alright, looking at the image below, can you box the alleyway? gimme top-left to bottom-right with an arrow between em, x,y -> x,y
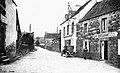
0,46 -> 120,73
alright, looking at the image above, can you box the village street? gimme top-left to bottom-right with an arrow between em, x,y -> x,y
0,46 -> 120,73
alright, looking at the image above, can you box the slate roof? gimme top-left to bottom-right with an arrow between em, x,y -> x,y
79,0 -> 120,22
45,33 -> 60,39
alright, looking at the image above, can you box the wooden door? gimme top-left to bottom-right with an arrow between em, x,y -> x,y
0,22 -> 6,53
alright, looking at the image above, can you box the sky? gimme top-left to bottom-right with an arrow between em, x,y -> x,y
14,0 -> 102,37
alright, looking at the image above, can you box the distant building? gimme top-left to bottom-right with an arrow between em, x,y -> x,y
44,32 -> 60,52
34,37 -> 45,46
21,32 -> 34,51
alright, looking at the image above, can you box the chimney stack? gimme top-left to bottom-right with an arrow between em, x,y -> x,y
29,24 -> 31,33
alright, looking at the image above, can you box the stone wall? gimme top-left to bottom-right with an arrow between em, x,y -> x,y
108,37 -> 118,66
89,39 -> 100,60
76,37 -> 83,57
51,43 -> 60,52
76,6 -> 120,68
107,31 -> 120,67
107,10 -> 120,67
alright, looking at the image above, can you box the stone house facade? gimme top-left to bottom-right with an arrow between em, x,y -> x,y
76,0 -> 120,67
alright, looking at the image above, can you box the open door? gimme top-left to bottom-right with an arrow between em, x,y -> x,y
104,41 -> 108,60
0,22 -> 6,53
100,41 -> 108,60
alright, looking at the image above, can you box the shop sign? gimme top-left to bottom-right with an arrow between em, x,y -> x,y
93,32 -> 118,38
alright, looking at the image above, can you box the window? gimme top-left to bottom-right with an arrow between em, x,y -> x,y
59,30 -> 61,34
71,22 -> 74,34
63,27 -> 65,36
101,18 -> 107,32
85,41 -> 87,49
84,40 -> 90,52
84,23 -> 87,34
118,39 -> 120,55
67,25 -> 69,35
65,40 -> 71,46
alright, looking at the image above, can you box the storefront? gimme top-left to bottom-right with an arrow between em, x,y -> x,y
92,31 -> 118,60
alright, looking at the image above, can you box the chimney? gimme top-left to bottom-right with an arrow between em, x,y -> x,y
29,24 -> 31,33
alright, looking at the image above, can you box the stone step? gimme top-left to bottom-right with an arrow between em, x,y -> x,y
1,53 -> 5,55
1,56 -> 9,61
1,56 -> 7,59
2,58 -> 10,62
2,58 -> 11,65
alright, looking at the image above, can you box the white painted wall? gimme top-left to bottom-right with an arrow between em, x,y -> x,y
60,18 -> 77,52
1,0 -> 17,57
5,0 -> 17,47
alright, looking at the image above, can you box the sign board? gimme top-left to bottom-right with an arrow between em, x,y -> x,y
93,32 -> 118,38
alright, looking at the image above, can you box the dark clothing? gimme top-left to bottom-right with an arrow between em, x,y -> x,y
83,49 -> 88,60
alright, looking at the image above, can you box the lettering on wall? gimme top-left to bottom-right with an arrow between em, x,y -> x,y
93,32 -> 118,38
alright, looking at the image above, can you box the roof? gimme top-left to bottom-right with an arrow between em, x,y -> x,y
0,0 -> 6,16
12,0 -> 17,6
79,0 -> 120,22
60,0 -> 91,26
45,33 -> 60,39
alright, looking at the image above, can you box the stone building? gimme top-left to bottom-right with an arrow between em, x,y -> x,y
77,0 -> 120,67
44,32 -> 60,52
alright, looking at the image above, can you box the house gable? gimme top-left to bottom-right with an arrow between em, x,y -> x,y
79,0 -> 120,22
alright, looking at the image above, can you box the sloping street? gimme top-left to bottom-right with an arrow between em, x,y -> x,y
0,46 -> 120,73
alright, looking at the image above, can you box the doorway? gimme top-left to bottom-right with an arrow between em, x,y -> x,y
0,22 -> 6,53
100,41 -> 108,60
104,41 -> 108,60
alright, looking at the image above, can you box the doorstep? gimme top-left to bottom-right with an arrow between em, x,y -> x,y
10,56 -> 21,63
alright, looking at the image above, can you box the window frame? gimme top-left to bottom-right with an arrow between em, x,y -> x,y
118,39 -> 120,55
84,40 -> 90,52
67,25 -> 69,35
101,17 -> 107,32
63,27 -> 65,36
84,23 -> 88,34
71,22 -> 74,34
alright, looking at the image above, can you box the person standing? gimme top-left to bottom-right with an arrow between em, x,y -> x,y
83,47 -> 88,60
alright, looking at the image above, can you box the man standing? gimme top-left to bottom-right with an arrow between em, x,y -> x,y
83,47 -> 88,60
